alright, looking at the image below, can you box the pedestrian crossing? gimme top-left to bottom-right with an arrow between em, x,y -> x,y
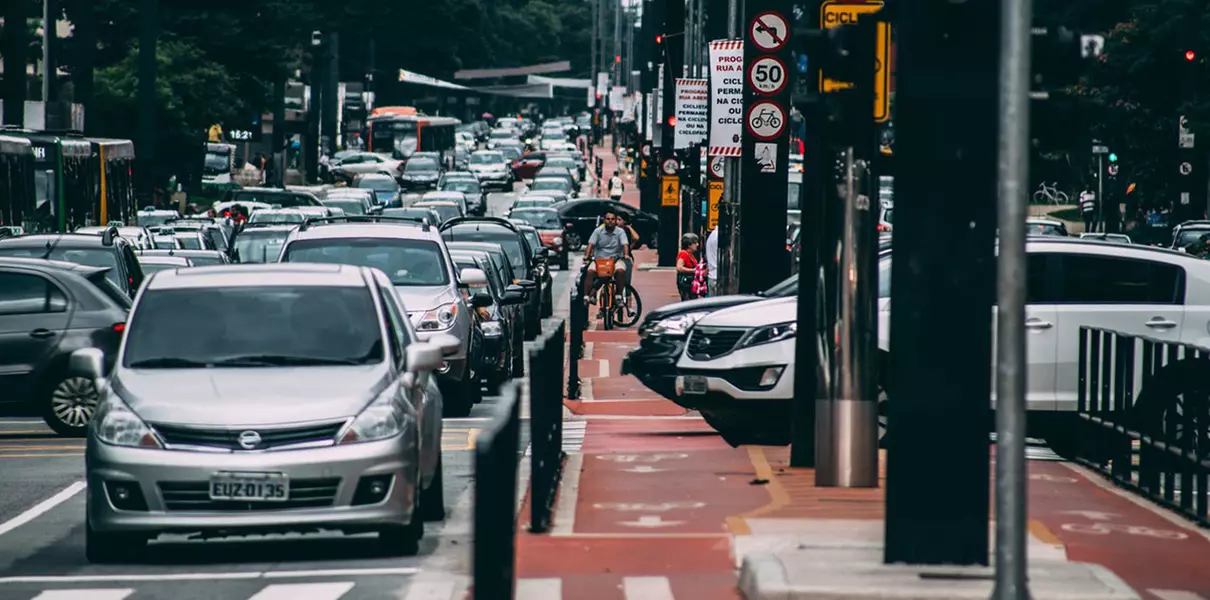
523,420 -> 586,457
517,576 -> 678,600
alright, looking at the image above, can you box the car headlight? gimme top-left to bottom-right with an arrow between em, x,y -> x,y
95,396 -> 162,448
482,320 -> 503,337
338,389 -> 410,444
553,236 -> 563,245
738,321 -> 797,348
643,311 -> 710,339
412,302 -> 459,331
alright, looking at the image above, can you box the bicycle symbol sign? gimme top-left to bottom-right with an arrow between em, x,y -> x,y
746,101 -> 786,141
749,56 -> 788,96
709,156 -> 725,179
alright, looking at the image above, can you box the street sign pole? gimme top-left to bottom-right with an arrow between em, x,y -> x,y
658,0 -> 685,267
883,0 -> 998,566
1096,153 -> 1104,232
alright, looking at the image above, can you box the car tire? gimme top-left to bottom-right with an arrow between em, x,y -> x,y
85,517 -> 146,564
566,232 -> 583,251
422,454 -> 446,522
377,484 -> 423,556
43,373 -> 100,437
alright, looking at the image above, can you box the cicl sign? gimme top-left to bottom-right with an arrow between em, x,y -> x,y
820,0 -> 892,123
661,177 -> 681,207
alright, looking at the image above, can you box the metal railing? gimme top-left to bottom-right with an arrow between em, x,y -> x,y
1076,326 -> 1210,526
529,318 -> 567,532
473,380 -> 520,600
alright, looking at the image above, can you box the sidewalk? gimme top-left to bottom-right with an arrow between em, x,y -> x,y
510,140 -> 1210,600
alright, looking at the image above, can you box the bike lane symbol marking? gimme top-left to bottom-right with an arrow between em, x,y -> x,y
596,453 -> 689,463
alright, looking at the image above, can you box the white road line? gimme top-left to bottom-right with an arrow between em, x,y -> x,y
580,378 -> 595,401
401,580 -> 460,600
1149,591 -> 1208,600
552,454 -> 584,536
247,582 -> 354,600
583,342 -> 594,360
0,481 -> 86,538
0,568 -> 419,584
598,359 -> 610,377
1062,463 -> 1210,542
516,578 -> 563,600
623,576 -> 675,600
32,590 -> 134,600
576,415 -> 702,421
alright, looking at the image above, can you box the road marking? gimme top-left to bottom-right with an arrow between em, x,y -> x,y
596,453 -> 688,463
727,446 -> 789,535
623,576 -> 675,600
0,481 -> 85,538
1059,522 -> 1188,539
1062,463 -> 1210,542
580,378 -> 595,401
32,590 -> 134,600
0,568 -> 420,584
0,453 -> 82,459
1061,510 -> 1119,521
598,359 -> 610,377
619,515 -> 684,528
621,465 -> 669,473
247,582 -> 355,600
583,342 -> 594,360
552,453 -> 584,536
516,578 -> 563,600
401,580 -> 461,600
576,415 -> 703,421
594,501 -> 705,511
1150,591 -> 1208,600
0,445 -> 84,451
1027,519 -> 1065,547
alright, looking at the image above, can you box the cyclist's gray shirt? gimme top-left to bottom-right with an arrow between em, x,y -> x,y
589,226 -> 629,260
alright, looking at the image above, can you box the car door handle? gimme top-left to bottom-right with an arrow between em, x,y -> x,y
1024,319 -> 1053,330
1145,318 -> 1178,329
29,329 -> 55,339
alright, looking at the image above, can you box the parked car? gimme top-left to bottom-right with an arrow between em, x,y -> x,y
449,251 -> 526,389
0,229 -> 146,299
440,217 -> 544,339
355,173 -> 403,207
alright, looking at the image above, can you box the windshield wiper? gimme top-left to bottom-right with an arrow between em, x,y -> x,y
210,354 -> 364,367
127,357 -> 213,369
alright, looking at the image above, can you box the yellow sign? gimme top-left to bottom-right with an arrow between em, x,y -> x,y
820,1 -> 892,123
207,124 -> 223,143
661,176 -> 680,207
708,180 -> 723,230
641,158 -> 648,178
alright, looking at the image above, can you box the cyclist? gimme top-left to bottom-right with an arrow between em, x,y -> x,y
582,210 -> 630,304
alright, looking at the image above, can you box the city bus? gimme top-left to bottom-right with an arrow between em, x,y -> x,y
0,135 -> 36,233
7,131 -> 94,232
366,107 -> 460,165
90,138 -> 136,226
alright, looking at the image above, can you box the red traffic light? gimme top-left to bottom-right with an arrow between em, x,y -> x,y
1186,50 -> 1197,61
667,116 -> 676,127
655,34 -> 663,44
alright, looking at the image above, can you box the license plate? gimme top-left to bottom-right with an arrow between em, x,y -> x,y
683,375 -> 708,395
209,472 -> 289,502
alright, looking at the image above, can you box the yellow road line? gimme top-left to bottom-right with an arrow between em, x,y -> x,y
1028,519 -> 1065,547
726,446 -> 790,535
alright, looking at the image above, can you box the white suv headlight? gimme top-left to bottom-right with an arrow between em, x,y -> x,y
643,311 -> 710,338
338,390 -> 411,444
95,396 -> 162,448
737,321 -> 797,349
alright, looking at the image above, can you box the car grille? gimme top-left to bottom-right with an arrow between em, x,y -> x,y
686,327 -> 748,360
157,478 -> 340,512
151,420 -> 347,451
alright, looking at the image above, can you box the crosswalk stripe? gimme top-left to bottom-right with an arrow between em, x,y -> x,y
31,590 -> 134,600
246,582 -> 354,600
1150,591 -> 1208,600
622,576 -> 675,600
400,580 -> 459,600
516,578 -> 562,600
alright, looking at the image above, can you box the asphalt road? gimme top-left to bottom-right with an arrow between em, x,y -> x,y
0,184 -> 576,600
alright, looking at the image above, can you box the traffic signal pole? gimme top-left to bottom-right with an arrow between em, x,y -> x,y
657,0 -> 684,266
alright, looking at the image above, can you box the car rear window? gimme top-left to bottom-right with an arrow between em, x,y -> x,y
283,238 -> 450,286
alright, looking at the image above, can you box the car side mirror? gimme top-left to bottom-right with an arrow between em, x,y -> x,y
470,292 -> 494,308
459,267 -> 488,286
405,343 -> 444,372
69,348 -> 106,380
515,279 -> 536,289
428,332 -> 462,357
501,290 -> 526,305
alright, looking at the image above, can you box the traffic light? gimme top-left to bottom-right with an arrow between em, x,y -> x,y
655,34 -> 663,45
666,115 -> 677,128
1186,50 -> 1196,61
1108,152 -> 1117,163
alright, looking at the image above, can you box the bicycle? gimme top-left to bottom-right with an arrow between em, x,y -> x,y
585,259 -> 643,330
1032,181 -> 1069,205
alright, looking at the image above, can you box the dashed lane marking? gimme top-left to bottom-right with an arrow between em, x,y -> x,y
598,359 -> 610,378
31,591 -> 134,600
0,568 -> 421,584
623,576 -> 676,600
246,582 -> 354,600
516,578 -> 562,600
1149,591 -> 1208,600
726,447 -> 788,535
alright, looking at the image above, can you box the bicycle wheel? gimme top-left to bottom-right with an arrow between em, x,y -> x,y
599,285 -> 615,330
1055,190 -> 1069,204
615,285 -> 643,328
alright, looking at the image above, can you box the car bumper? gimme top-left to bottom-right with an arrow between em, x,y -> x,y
674,342 -> 796,401
85,435 -> 417,534
621,337 -> 684,402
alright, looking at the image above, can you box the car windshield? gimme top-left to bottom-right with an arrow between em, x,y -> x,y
532,179 -> 567,191
472,152 -> 504,164
0,246 -> 122,287
282,238 -> 450,286
175,235 -> 203,250
203,152 -> 230,173
442,180 -> 480,194
490,130 -> 514,139
324,199 -> 366,215
546,159 -> 575,169
1174,228 -> 1210,248
184,255 -> 226,266
358,178 -> 398,192
123,286 -> 384,369
499,147 -> 522,161
444,227 -> 526,270
416,203 -> 461,223
232,230 -> 288,263
1027,222 -> 1065,236
521,231 -> 541,256
882,208 -> 893,223
383,208 -> 435,222
137,213 -> 178,227
510,209 -> 561,229
251,212 -> 306,224
232,191 -> 316,207
405,158 -> 439,173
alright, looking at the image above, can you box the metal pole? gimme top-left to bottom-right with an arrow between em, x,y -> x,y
137,0 -> 157,196
42,0 -> 55,103
591,0 -> 599,103
1096,155 -> 1104,233
992,0 -> 1032,595
719,0 -> 740,295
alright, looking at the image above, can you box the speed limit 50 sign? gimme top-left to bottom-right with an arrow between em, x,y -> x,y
748,56 -> 788,96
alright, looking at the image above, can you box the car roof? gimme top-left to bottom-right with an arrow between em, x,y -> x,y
139,255 -> 191,265
415,200 -> 458,207
141,249 -> 225,258
423,191 -> 465,199
146,263 -> 372,290
0,256 -> 111,275
356,173 -> 395,181
0,234 -> 115,248
1026,217 -> 1063,225
511,206 -> 558,213
287,221 -> 441,242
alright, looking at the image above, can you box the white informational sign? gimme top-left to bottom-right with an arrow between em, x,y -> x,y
708,40 -> 744,157
1179,115 -> 1195,149
654,63 -> 665,146
673,78 -> 709,149
587,85 -> 595,107
597,73 -> 610,97
645,93 -> 655,141
755,142 -> 777,172
609,86 -> 626,111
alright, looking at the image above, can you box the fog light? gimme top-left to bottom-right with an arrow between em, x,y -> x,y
352,475 -> 395,506
104,480 -> 148,511
759,366 -> 785,387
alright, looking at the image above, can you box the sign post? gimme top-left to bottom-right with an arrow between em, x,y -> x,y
737,1 -> 793,293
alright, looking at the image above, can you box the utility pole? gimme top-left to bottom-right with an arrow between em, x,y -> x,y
306,31 -> 324,183
2,0 -> 29,125
73,1 -> 98,134
43,0 -> 59,104
591,0 -> 599,101
717,0 -> 740,295
638,0 -> 659,216
1176,48 -> 1204,222
322,32 -> 340,154
883,0 -> 999,566
137,0 -> 158,196
614,0 -> 624,90
657,0 -> 684,266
